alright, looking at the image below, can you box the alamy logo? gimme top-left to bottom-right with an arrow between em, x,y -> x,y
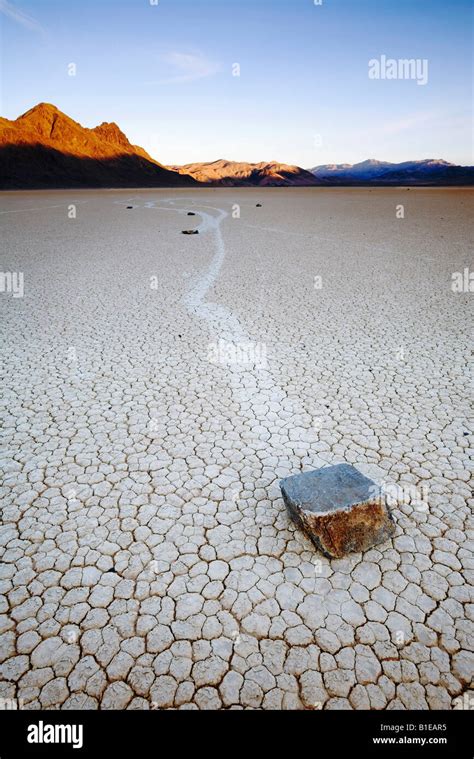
369,55 -> 428,85
453,693 -> 474,710
27,721 -> 83,750
369,481 -> 429,512
0,697 -> 24,709
0,271 -> 24,298
207,339 -> 267,368
451,267 -> 474,292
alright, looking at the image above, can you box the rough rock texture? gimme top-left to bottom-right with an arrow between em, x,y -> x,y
280,464 -> 395,559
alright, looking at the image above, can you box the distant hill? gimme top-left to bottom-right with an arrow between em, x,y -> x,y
171,159 -> 321,187
0,103 -> 197,189
310,159 -> 474,185
1,104 -> 472,189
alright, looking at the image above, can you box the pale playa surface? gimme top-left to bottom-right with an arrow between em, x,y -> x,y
0,188 -> 472,710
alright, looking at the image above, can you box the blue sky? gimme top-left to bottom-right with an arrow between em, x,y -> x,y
1,0 -> 472,166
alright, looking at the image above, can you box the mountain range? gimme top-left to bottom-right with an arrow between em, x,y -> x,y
310,158 -> 474,186
0,103 -> 472,189
171,159 -> 318,186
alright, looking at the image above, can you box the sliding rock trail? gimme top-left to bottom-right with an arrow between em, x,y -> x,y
145,196 -> 319,468
0,189 -> 471,711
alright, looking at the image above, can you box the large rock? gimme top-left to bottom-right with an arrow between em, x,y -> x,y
280,463 -> 395,559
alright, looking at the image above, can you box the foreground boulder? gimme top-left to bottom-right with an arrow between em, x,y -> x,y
280,463 -> 395,559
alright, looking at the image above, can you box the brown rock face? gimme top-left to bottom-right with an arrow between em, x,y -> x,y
1,103 -> 154,160
296,498 -> 396,559
280,464 -> 396,559
0,103 -> 197,189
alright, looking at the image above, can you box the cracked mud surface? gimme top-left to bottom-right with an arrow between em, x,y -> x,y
0,188 -> 473,710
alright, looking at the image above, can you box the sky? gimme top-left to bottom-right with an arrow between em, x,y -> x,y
0,0 -> 472,167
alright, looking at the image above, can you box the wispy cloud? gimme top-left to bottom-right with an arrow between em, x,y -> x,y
0,0 -> 44,32
380,111 -> 437,135
156,51 -> 221,84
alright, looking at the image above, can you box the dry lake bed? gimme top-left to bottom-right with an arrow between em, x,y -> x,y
0,187 -> 472,710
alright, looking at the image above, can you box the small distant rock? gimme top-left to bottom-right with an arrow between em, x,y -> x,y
256,203 -> 262,207
182,229 -> 199,235
126,206 -> 133,209
187,211 -> 196,216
